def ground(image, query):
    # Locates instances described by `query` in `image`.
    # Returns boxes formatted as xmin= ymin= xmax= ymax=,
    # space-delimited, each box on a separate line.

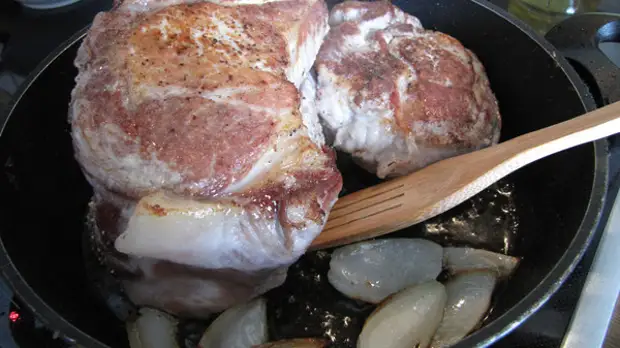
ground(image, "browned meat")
xmin=70 ymin=0 xmax=341 ymax=318
xmin=315 ymin=0 xmax=501 ymax=178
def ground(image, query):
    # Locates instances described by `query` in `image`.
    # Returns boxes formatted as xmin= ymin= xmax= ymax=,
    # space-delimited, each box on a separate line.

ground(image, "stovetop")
xmin=0 ymin=0 xmax=619 ymax=347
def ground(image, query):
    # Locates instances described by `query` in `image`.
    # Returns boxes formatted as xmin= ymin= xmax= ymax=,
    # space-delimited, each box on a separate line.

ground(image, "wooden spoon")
xmin=310 ymin=100 xmax=620 ymax=250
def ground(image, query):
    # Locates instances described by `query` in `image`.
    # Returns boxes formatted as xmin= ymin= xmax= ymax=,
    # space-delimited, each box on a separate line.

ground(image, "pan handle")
xmin=545 ymin=13 xmax=620 ymax=106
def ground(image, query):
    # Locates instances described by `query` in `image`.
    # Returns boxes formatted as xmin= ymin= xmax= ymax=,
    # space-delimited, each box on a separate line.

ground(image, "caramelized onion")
xmin=443 ymin=247 xmax=519 ymax=277
xmin=126 ymin=308 xmax=180 ymax=348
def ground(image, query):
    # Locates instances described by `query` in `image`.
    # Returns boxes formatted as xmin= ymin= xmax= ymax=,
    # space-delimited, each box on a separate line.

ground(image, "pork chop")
xmin=315 ymin=0 xmax=501 ymax=178
xmin=70 ymin=0 xmax=340 ymax=318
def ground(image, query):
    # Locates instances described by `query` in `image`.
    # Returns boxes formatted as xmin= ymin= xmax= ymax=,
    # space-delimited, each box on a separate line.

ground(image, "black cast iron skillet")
xmin=0 ymin=1 xmax=618 ymax=347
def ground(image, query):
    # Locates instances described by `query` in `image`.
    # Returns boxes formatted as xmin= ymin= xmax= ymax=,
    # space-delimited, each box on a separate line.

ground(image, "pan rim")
xmin=0 ymin=1 xmax=609 ymax=347
xmin=452 ymin=0 xmax=608 ymax=347
xmin=0 ymin=26 xmax=112 ymax=348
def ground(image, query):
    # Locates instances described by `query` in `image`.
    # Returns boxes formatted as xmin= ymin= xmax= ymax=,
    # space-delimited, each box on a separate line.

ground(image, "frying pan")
xmin=0 ymin=1 xmax=618 ymax=347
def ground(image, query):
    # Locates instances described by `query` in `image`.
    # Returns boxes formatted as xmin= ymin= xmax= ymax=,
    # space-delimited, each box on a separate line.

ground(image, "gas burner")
xmin=0 ymin=281 xmax=70 ymax=348
xmin=0 ymin=278 xmax=16 ymax=348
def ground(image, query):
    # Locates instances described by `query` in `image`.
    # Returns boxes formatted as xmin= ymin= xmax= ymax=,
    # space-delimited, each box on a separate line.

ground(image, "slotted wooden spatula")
xmin=310 ymin=100 xmax=620 ymax=250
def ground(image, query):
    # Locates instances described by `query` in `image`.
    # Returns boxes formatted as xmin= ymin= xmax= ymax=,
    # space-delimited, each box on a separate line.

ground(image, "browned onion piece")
xmin=443 ymin=247 xmax=519 ymax=277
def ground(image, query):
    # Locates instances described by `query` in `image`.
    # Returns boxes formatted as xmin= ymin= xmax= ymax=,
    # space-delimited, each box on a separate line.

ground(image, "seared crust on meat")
xmin=71 ymin=0 xmax=340 ymax=318
xmin=72 ymin=0 xmax=332 ymax=198
xmin=316 ymin=0 xmax=501 ymax=178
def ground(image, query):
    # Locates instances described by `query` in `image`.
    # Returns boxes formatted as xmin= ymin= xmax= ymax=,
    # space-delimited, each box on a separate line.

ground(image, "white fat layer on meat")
xmin=190 ymin=28 xmax=206 ymax=56
xmin=285 ymin=205 xmax=307 ymax=224
xmin=216 ymin=122 xmax=328 ymax=195
xmin=323 ymin=88 xmax=465 ymax=178
xmin=122 ymin=264 xmax=287 ymax=318
xmin=115 ymin=192 xmax=324 ymax=271
xmin=285 ymin=204 xmax=324 ymax=256
xmin=316 ymin=69 xmax=353 ymax=130
xmin=329 ymin=3 xmax=423 ymax=29
xmin=143 ymin=84 xmax=274 ymax=103
xmin=319 ymin=70 xmax=477 ymax=177
xmin=299 ymin=72 xmax=325 ymax=147
xmin=158 ymin=18 xmax=169 ymax=40
xmin=223 ymin=73 xmax=326 ymax=194
xmin=321 ymin=7 xmax=410 ymax=62
xmin=73 ymin=124 xmax=184 ymax=194
xmin=329 ymin=6 xmax=366 ymax=26
xmin=75 ymin=77 xmax=326 ymax=197
xmin=142 ymin=84 xmax=297 ymax=123
xmin=284 ymin=3 xmax=329 ymax=88
xmin=317 ymin=2 xmax=498 ymax=178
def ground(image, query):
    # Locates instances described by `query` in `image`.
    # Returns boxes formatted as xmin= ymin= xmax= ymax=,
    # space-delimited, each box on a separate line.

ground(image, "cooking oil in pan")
xmin=266 ymin=179 xmax=519 ymax=347
xmin=420 ymin=180 xmax=519 ymax=254
xmin=82 ymin=174 xmax=519 ymax=347
xmin=82 ymin=204 xmax=138 ymax=322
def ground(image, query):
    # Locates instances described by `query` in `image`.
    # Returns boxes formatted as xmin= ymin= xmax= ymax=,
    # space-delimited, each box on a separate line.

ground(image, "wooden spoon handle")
xmin=311 ymin=100 xmax=620 ymax=250
xmin=494 ymin=100 xmax=620 ymax=162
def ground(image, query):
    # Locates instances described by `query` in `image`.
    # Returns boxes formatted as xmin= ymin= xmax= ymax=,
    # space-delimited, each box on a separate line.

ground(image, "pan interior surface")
xmin=0 ymin=1 xmax=601 ymax=347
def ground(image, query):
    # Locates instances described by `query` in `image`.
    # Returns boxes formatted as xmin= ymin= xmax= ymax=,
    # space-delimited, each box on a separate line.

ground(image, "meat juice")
xmin=83 ymin=151 xmax=518 ymax=347
xmin=264 ymin=153 xmax=519 ymax=347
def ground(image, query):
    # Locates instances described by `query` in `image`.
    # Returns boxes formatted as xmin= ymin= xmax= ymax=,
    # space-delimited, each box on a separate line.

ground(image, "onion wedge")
xmin=430 ymin=272 xmax=496 ymax=347
xmin=329 ymin=238 xmax=442 ymax=303
xmin=198 ymin=297 xmax=268 ymax=348
xmin=358 ymin=280 xmax=447 ymax=348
